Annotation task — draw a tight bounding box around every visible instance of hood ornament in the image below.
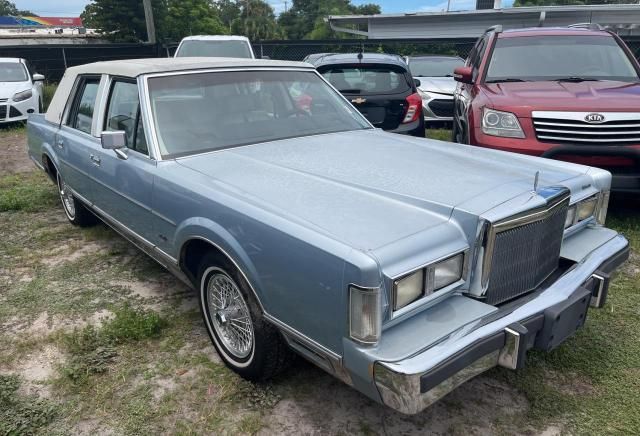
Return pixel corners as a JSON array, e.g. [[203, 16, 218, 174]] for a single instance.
[[533, 170, 540, 192]]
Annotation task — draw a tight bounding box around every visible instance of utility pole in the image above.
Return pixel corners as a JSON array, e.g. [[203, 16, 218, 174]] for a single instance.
[[142, 0, 156, 44]]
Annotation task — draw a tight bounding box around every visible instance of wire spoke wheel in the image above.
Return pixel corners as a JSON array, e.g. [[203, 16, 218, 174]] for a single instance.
[[58, 176, 76, 219], [207, 272, 254, 359]]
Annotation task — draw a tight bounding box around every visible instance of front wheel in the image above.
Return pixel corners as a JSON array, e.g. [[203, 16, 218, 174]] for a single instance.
[[57, 173, 96, 227], [198, 253, 292, 381]]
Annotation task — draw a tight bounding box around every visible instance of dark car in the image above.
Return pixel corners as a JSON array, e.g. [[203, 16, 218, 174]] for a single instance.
[[307, 53, 425, 137], [452, 24, 640, 193]]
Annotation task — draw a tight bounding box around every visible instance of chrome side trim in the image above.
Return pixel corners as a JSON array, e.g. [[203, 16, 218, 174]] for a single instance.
[[151, 209, 177, 227], [265, 313, 341, 361], [497, 327, 521, 370]]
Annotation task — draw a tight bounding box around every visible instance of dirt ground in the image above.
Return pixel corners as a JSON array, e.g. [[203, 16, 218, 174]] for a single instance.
[[1, 126, 638, 435]]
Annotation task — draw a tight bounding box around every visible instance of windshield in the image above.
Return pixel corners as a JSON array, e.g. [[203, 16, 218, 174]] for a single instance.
[[0, 62, 27, 82], [176, 40, 253, 58], [486, 35, 639, 83], [409, 57, 464, 77], [148, 70, 371, 158], [319, 64, 410, 95]]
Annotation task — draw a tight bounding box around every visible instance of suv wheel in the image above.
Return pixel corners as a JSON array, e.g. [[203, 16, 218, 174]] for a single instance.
[[57, 173, 96, 226], [198, 253, 291, 381]]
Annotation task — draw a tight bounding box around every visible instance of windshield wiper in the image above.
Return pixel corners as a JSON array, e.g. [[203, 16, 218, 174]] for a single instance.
[[337, 88, 362, 93], [555, 77, 600, 82], [485, 78, 528, 83]]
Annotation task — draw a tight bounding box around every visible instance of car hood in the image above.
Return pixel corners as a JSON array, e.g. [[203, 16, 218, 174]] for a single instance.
[[0, 80, 31, 98], [482, 80, 640, 115], [177, 130, 591, 250], [416, 77, 456, 95]]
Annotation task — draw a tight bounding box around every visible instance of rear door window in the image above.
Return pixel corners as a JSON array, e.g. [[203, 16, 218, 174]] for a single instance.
[[320, 64, 410, 95], [68, 77, 100, 134]]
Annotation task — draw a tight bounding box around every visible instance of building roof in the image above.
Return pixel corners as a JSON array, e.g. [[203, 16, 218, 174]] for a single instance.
[[327, 5, 640, 39], [65, 57, 313, 78]]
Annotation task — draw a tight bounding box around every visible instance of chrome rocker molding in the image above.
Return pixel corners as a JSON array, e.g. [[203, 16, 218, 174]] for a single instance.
[[65, 186, 347, 381]]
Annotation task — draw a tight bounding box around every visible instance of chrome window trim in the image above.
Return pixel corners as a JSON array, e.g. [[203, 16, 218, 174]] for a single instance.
[[140, 67, 374, 162], [481, 190, 571, 290]]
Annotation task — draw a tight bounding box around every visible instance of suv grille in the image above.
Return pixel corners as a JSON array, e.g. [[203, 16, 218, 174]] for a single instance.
[[483, 196, 569, 305], [533, 112, 640, 144]]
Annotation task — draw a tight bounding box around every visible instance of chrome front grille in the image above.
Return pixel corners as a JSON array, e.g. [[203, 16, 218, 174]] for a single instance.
[[532, 111, 640, 144], [483, 195, 569, 306]]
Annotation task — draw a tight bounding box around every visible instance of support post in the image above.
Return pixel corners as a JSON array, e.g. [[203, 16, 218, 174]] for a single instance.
[[142, 0, 157, 44]]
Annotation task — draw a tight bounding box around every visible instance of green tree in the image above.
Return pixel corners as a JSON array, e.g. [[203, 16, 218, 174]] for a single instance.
[[163, 0, 227, 41], [81, 0, 165, 42], [215, 0, 242, 32], [278, 0, 380, 40], [0, 0, 36, 16], [230, 0, 283, 41]]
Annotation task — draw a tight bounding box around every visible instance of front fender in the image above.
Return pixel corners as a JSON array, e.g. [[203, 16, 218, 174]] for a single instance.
[[174, 216, 267, 309]]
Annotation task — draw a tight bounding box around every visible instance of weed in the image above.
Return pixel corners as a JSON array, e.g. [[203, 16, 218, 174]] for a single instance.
[[42, 83, 57, 112], [426, 128, 452, 141], [102, 304, 167, 343], [0, 374, 58, 435]]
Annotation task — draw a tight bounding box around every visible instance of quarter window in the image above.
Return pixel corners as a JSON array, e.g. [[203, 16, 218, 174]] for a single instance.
[[104, 80, 148, 155], [69, 77, 100, 134]]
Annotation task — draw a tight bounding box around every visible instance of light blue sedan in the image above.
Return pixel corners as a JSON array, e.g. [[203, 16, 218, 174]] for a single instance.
[[27, 58, 629, 414]]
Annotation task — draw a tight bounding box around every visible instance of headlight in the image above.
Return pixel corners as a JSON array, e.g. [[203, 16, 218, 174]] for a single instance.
[[393, 252, 465, 311], [565, 193, 606, 229], [482, 108, 525, 138], [349, 285, 381, 344], [13, 89, 32, 102]]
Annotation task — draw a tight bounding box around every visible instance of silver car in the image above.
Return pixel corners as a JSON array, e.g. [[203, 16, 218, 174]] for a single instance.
[[407, 55, 465, 124]]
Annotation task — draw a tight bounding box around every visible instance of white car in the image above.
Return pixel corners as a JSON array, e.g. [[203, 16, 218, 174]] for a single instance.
[[0, 57, 44, 123], [406, 55, 465, 125], [174, 35, 255, 59]]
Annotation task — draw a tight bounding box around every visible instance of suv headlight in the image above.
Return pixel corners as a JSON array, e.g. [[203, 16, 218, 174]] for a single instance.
[[482, 108, 525, 138], [13, 89, 32, 102], [393, 252, 465, 311]]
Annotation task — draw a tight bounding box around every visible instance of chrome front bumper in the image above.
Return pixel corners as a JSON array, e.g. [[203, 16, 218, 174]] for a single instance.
[[373, 234, 629, 415]]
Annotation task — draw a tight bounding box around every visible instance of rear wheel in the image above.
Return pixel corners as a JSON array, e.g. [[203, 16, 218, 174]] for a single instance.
[[198, 252, 291, 381], [57, 173, 96, 227]]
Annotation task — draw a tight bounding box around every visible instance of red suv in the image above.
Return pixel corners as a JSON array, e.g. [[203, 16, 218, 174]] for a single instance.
[[452, 25, 640, 193]]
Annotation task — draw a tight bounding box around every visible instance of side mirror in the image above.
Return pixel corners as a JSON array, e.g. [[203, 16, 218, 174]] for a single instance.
[[453, 66, 473, 84], [101, 131, 128, 159], [33, 73, 44, 82], [414, 78, 421, 88]]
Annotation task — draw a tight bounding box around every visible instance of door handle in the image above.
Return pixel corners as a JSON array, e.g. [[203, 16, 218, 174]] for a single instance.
[[90, 154, 101, 166]]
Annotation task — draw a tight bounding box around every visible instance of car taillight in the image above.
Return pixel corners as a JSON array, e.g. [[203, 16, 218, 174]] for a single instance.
[[402, 92, 422, 124]]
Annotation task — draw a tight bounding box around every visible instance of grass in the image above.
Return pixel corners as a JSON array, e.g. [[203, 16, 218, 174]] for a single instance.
[[427, 128, 452, 141], [0, 374, 58, 435], [42, 83, 57, 112], [0, 171, 58, 212]]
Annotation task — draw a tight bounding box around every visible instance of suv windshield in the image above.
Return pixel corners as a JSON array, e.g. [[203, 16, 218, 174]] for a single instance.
[[148, 70, 371, 158], [486, 35, 639, 83], [319, 64, 410, 95], [0, 62, 27, 82], [176, 40, 253, 58], [409, 57, 464, 77]]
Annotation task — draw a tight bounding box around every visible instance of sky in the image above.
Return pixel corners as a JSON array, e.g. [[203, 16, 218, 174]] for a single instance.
[[13, 0, 516, 17]]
